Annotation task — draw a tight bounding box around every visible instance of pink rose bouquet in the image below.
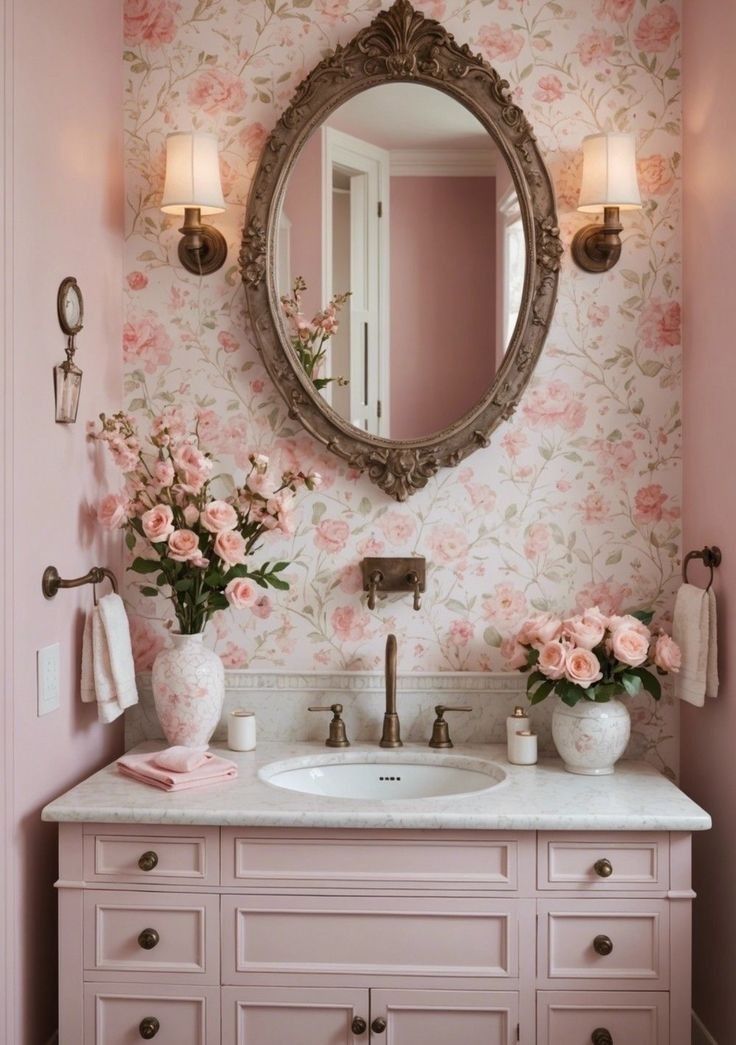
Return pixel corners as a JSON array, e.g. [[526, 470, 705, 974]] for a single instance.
[[280, 276, 350, 392], [505, 606, 681, 706], [92, 410, 320, 634]]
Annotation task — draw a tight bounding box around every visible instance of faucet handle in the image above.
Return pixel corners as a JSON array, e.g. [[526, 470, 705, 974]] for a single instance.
[[428, 705, 472, 749], [308, 703, 350, 748]]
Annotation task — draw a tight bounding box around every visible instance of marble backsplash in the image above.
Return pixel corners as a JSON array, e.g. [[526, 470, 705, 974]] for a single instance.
[[126, 670, 675, 773]]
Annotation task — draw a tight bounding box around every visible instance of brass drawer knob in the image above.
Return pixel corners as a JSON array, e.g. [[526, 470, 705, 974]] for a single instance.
[[137, 928, 160, 950], [371, 1017, 387, 1033], [138, 851, 159, 872], [594, 858, 613, 878], [351, 1016, 367, 1035], [592, 1029, 613, 1045], [593, 934, 614, 956], [139, 1016, 160, 1039]]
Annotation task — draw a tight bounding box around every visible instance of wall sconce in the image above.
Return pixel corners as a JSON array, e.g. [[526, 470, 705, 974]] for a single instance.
[[571, 132, 641, 273], [161, 131, 227, 275], [54, 276, 84, 423]]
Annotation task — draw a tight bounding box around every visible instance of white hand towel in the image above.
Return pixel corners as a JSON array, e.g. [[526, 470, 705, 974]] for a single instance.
[[97, 593, 139, 711], [706, 587, 719, 698], [91, 606, 123, 723], [673, 583, 719, 706], [80, 611, 96, 704]]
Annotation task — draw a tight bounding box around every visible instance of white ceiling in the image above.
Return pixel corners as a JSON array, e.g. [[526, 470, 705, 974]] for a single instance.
[[327, 83, 500, 157]]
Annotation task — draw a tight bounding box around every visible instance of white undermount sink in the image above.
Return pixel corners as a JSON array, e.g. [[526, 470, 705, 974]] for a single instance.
[[258, 751, 506, 800]]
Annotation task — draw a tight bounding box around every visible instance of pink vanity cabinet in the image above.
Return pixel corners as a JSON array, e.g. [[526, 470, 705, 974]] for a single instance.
[[55, 823, 694, 1045]]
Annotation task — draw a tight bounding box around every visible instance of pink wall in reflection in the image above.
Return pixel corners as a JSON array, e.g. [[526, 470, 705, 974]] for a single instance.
[[680, 0, 736, 1040], [389, 176, 495, 439]]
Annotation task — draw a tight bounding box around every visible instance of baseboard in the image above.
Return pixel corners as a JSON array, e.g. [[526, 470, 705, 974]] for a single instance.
[[693, 1010, 718, 1045]]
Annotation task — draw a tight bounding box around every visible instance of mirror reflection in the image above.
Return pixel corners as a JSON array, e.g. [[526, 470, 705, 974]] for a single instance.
[[278, 83, 525, 440]]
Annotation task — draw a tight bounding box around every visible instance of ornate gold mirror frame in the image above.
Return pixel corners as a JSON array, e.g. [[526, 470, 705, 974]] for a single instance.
[[241, 0, 561, 501]]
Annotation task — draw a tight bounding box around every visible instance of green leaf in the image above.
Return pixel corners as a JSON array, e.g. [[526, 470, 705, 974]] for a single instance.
[[631, 609, 655, 625], [526, 669, 545, 693], [130, 557, 161, 574], [630, 666, 661, 700], [125, 531, 136, 551], [265, 575, 290, 591], [174, 578, 194, 592], [483, 626, 502, 648], [528, 679, 555, 705], [139, 586, 159, 597], [621, 673, 643, 697]]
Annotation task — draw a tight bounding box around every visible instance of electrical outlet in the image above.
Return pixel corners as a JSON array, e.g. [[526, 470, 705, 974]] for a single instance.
[[37, 643, 61, 716]]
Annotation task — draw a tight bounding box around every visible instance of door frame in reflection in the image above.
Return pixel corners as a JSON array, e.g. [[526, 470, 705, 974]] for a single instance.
[[322, 128, 390, 436]]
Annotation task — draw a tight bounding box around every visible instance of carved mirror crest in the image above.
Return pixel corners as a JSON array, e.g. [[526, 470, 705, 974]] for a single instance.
[[242, 0, 561, 500]]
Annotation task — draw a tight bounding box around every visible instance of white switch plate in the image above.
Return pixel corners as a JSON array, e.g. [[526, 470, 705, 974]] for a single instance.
[[37, 643, 61, 716]]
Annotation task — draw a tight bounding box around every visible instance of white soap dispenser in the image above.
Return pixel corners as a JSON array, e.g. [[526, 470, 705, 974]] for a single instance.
[[506, 706, 530, 751]]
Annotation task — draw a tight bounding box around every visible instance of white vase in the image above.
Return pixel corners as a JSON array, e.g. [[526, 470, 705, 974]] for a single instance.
[[152, 632, 225, 748], [551, 695, 631, 776]]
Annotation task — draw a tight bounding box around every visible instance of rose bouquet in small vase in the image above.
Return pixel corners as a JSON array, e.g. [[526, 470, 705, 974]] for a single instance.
[[92, 409, 320, 747], [505, 607, 681, 775], [280, 276, 350, 392]]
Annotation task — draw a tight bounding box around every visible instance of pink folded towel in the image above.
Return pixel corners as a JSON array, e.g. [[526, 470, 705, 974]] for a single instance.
[[153, 746, 209, 773], [117, 751, 237, 792]]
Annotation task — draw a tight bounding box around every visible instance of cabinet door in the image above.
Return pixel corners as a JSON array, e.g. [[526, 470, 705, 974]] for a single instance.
[[222, 986, 370, 1044], [370, 990, 518, 1045]]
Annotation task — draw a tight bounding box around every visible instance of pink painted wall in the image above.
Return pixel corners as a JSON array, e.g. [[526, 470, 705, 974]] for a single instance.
[[680, 1, 736, 1040], [282, 129, 323, 316], [389, 176, 495, 439], [6, 2, 124, 1042]]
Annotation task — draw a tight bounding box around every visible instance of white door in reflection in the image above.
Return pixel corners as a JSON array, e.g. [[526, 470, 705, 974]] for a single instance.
[[324, 129, 389, 436]]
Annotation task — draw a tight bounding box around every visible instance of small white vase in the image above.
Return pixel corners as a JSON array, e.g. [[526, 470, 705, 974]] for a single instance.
[[152, 632, 225, 748], [551, 695, 630, 776]]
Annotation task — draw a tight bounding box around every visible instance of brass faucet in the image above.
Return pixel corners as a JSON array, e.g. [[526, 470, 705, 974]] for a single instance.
[[379, 634, 403, 748]]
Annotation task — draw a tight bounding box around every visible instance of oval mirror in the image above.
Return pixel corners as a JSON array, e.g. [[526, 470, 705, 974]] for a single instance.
[[242, 0, 561, 500]]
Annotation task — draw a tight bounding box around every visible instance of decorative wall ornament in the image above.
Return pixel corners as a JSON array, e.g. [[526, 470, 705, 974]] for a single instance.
[[242, 0, 561, 501]]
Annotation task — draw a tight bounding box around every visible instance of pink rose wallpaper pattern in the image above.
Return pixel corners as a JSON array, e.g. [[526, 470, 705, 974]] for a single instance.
[[122, 0, 682, 772]]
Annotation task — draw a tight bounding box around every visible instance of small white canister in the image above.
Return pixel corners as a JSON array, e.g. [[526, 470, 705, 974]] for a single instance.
[[508, 730, 537, 766], [228, 709, 256, 752]]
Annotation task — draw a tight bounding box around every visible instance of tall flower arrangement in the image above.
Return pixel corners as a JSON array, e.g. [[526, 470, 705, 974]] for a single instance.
[[280, 276, 350, 391], [92, 409, 320, 635], [505, 606, 681, 706]]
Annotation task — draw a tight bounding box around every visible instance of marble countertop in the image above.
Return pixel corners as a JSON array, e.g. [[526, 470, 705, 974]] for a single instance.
[[42, 742, 711, 831]]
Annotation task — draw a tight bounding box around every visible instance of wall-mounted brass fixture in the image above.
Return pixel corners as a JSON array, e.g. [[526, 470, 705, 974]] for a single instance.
[[362, 557, 426, 611], [42, 564, 118, 600], [161, 132, 227, 275], [572, 132, 641, 273]]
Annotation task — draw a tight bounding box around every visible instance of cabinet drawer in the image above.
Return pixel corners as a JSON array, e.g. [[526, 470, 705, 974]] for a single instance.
[[538, 899, 669, 989], [83, 891, 219, 983], [538, 832, 668, 891], [222, 828, 527, 891], [83, 824, 219, 886], [222, 895, 526, 983], [83, 982, 220, 1045], [537, 990, 669, 1045]]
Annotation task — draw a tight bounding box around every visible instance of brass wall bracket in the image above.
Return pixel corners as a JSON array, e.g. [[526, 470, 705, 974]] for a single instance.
[[42, 565, 118, 600], [362, 557, 426, 611]]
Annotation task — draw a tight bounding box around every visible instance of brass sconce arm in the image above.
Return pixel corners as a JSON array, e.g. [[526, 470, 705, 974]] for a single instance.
[[177, 206, 227, 276], [571, 206, 623, 273]]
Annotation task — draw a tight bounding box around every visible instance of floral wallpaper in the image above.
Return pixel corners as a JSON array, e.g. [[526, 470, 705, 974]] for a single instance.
[[122, 0, 682, 772]]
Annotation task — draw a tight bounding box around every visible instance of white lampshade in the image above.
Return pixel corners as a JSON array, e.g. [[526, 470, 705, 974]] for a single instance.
[[161, 132, 226, 216], [578, 133, 641, 213]]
